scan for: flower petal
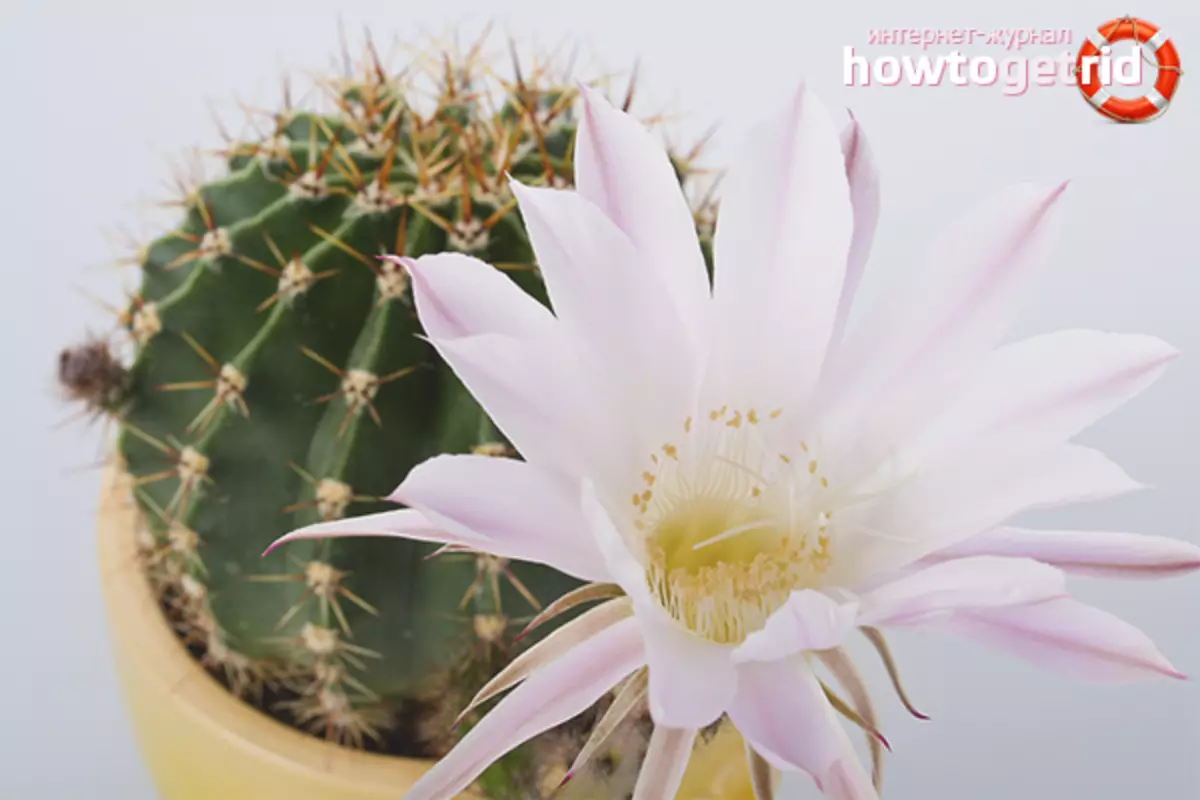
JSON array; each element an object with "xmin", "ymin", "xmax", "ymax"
[
  {"xmin": 928, "ymin": 526, "xmax": 1200, "ymax": 579},
  {"xmin": 390, "ymin": 454, "xmax": 607, "ymax": 581},
  {"xmin": 403, "ymin": 252, "xmax": 618, "ymax": 477},
  {"xmin": 822, "ymin": 740, "xmax": 879, "ymax": 800},
  {"xmin": 746, "ymin": 744, "xmax": 776, "ymax": 800},
  {"xmin": 510, "ymin": 182, "xmax": 697, "ymax": 455},
  {"xmin": 820, "ymin": 182, "xmax": 1067, "ymax": 435},
  {"xmin": 401, "ymin": 252, "xmax": 555, "ymax": 340},
  {"xmin": 640, "ymin": 606, "xmax": 738, "ymax": 728},
  {"xmin": 816, "ymin": 648, "xmax": 884, "ymax": 791},
  {"xmin": 710, "ymin": 82, "xmax": 853, "ymax": 409},
  {"xmin": 579, "ymin": 479, "xmax": 738, "ymax": 727},
  {"xmin": 580, "ymin": 478, "xmax": 651, "ymax": 601},
  {"xmin": 732, "ymin": 590, "xmax": 858, "ymax": 663},
  {"xmin": 428, "ymin": 331, "xmax": 620, "ymax": 486},
  {"xmin": 938, "ymin": 597, "xmax": 1185, "ymax": 682},
  {"xmin": 857, "ymin": 556, "xmax": 1066, "ymax": 628},
  {"xmin": 633, "ymin": 726, "xmax": 698, "ymax": 800},
  {"xmin": 858, "ymin": 627, "xmax": 929, "ymax": 720},
  {"xmin": 906, "ymin": 330, "xmax": 1178, "ymax": 464},
  {"xmin": 829, "ymin": 114, "xmax": 881, "ymax": 348},
  {"xmin": 265, "ymin": 507, "xmax": 481, "ymax": 556},
  {"xmin": 568, "ymin": 669, "xmax": 648, "ymax": 781},
  {"xmin": 833, "ymin": 444, "xmax": 1143, "ymax": 582},
  {"xmin": 727, "ymin": 658, "xmax": 846, "ymax": 780},
  {"xmin": 518, "ymin": 582, "xmax": 625, "ymax": 640},
  {"xmin": 403, "ymin": 616, "xmax": 645, "ymax": 800},
  {"xmin": 574, "ymin": 86, "xmax": 710, "ymax": 343},
  {"xmin": 459, "ymin": 598, "xmax": 633, "ymax": 721}
]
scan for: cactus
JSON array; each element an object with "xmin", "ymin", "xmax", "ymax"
[{"xmin": 69, "ymin": 31, "xmax": 717, "ymax": 796}]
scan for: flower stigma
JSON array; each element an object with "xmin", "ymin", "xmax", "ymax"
[{"xmin": 635, "ymin": 406, "xmax": 838, "ymax": 644}]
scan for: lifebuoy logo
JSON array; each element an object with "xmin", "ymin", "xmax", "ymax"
[
  {"xmin": 1076, "ymin": 17, "xmax": 1181, "ymax": 122},
  {"xmin": 844, "ymin": 17, "xmax": 1183, "ymax": 122}
]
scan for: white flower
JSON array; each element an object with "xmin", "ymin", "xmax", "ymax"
[{"xmin": 269, "ymin": 84, "xmax": 1200, "ymax": 799}]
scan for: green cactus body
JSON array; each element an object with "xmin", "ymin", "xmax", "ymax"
[{"xmin": 93, "ymin": 37, "xmax": 714, "ymax": 795}]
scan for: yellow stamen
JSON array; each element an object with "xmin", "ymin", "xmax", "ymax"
[{"xmin": 630, "ymin": 407, "xmax": 839, "ymax": 644}]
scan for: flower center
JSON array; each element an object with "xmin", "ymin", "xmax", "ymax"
[{"xmin": 634, "ymin": 406, "xmax": 836, "ymax": 644}]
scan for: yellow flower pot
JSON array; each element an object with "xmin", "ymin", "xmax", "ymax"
[{"xmin": 97, "ymin": 472, "xmax": 756, "ymax": 799}]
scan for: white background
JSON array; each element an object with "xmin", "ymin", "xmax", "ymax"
[{"xmin": 3, "ymin": 0, "xmax": 1198, "ymax": 797}]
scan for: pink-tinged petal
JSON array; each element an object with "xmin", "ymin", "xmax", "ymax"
[
  {"xmin": 428, "ymin": 331, "xmax": 621, "ymax": 487},
  {"xmin": 833, "ymin": 444, "xmax": 1143, "ymax": 582},
  {"xmin": 574, "ymin": 86, "xmax": 710, "ymax": 343},
  {"xmin": 928, "ymin": 526, "xmax": 1200, "ymax": 580},
  {"xmin": 397, "ymin": 253, "xmax": 627, "ymax": 483},
  {"xmin": 632, "ymin": 726, "xmax": 698, "ymax": 800},
  {"xmin": 746, "ymin": 745, "xmax": 775, "ymax": 799},
  {"xmin": 640, "ymin": 606, "xmax": 738, "ymax": 728},
  {"xmin": 510, "ymin": 181, "xmax": 698, "ymax": 458},
  {"xmin": 710, "ymin": 82, "xmax": 852, "ymax": 409},
  {"xmin": 816, "ymin": 648, "xmax": 885, "ymax": 791},
  {"xmin": 579, "ymin": 479, "xmax": 738, "ymax": 727},
  {"xmin": 728, "ymin": 658, "xmax": 844, "ymax": 778},
  {"xmin": 906, "ymin": 330, "xmax": 1178, "ymax": 464},
  {"xmin": 732, "ymin": 590, "xmax": 858, "ymax": 663},
  {"xmin": 821, "ymin": 739, "xmax": 879, "ymax": 800},
  {"xmin": 820, "ymin": 182, "xmax": 1067, "ymax": 434},
  {"xmin": 462, "ymin": 599, "xmax": 633, "ymax": 721},
  {"xmin": 403, "ymin": 617, "xmax": 645, "ymax": 800},
  {"xmin": 265, "ymin": 507, "xmax": 481, "ymax": 557},
  {"xmin": 400, "ymin": 252, "xmax": 554, "ymax": 340},
  {"xmin": 388, "ymin": 455, "xmax": 608, "ymax": 582},
  {"xmin": 939, "ymin": 597, "xmax": 1184, "ymax": 682},
  {"xmin": 580, "ymin": 478, "xmax": 652, "ymax": 602},
  {"xmin": 857, "ymin": 556, "xmax": 1065, "ymax": 628},
  {"xmin": 829, "ymin": 114, "xmax": 881, "ymax": 348}
]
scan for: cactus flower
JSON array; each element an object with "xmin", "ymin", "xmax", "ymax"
[{"xmin": 271, "ymin": 84, "xmax": 1200, "ymax": 798}]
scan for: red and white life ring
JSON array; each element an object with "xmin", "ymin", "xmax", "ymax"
[{"xmin": 1076, "ymin": 17, "xmax": 1182, "ymax": 123}]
